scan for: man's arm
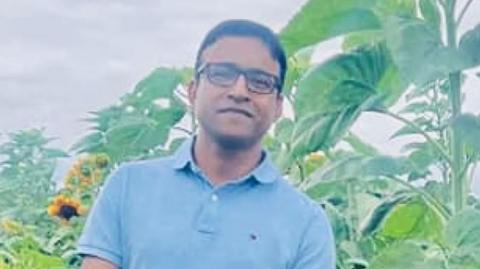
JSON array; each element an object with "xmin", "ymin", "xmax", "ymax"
[
  {"xmin": 76, "ymin": 166, "xmax": 126, "ymax": 267},
  {"xmin": 291, "ymin": 208, "xmax": 336, "ymax": 269},
  {"xmin": 81, "ymin": 256, "xmax": 119, "ymax": 269}
]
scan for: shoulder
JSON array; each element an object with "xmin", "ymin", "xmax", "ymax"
[
  {"xmin": 103, "ymin": 155, "xmax": 178, "ymax": 190},
  {"xmin": 119, "ymin": 155, "xmax": 176, "ymax": 173},
  {"xmin": 112, "ymin": 155, "xmax": 178, "ymax": 179}
]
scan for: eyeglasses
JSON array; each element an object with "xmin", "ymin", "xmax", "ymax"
[{"xmin": 196, "ymin": 62, "xmax": 281, "ymax": 94}]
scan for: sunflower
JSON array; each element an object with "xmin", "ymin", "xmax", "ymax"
[
  {"xmin": 47, "ymin": 195, "xmax": 86, "ymax": 222},
  {"xmin": 64, "ymin": 154, "xmax": 110, "ymax": 191},
  {"xmin": 94, "ymin": 153, "xmax": 110, "ymax": 168}
]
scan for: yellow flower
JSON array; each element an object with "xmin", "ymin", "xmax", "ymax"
[
  {"xmin": 306, "ymin": 152, "xmax": 326, "ymax": 162},
  {"xmin": 63, "ymin": 154, "xmax": 110, "ymax": 192},
  {"xmin": 95, "ymin": 153, "xmax": 110, "ymax": 168},
  {"xmin": 47, "ymin": 195, "xmax": 86, "ymax": 221}
]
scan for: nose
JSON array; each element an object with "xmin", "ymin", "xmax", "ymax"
[{"xmin": 228, "ymin": 75, "xmax": 250, "ymax": 102}]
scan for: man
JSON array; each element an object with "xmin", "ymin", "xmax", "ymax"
[{"xmin": 78, "ymin": 19, "xmax": 335, "ymax": 269}]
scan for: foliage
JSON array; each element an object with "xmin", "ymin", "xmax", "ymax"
[
  {"xmin": 278, "ymin": 0, "xmax": 480, "ymax": 268},
  {"xmin": 1, "ymin": 0, "xmax": 480, "ymax": 268}
]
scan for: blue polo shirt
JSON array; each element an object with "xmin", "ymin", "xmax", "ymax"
[{"xmin": 77, "ymin": 138, "xmax": 335, "ymax": 269}]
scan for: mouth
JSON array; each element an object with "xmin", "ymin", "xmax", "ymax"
[{"xmin": 218, "ymin": 108, "xmax": 253, "ymax": 118}]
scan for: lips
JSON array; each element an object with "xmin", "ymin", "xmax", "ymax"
[{"xmin": 217, "ymin": 107, "xmax": 253, "ymax": 118}]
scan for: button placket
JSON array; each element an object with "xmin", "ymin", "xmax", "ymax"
[{"xmin": 195, "ymin": 191, "xmax": 220, "ymax": 234}]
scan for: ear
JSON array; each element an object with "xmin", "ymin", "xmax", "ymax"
[
  {"xmin": 187, "ymin": 80, "xmax": 197, "ymax": 108},
  {"xmin": 274, "ymin": 93, "xmax": 284, "ymax": 120}
]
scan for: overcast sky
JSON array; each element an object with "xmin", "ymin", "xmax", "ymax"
[{"xmin": 1, "ymin": 0, "xmax": 479, "ymax": 194}]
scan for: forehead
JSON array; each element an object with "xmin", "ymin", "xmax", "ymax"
[{"xmin": 200, "ymin": 37, "xmax": 279, "ymax": 75}]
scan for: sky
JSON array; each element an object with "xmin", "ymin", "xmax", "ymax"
[{"xmin": 1, "ymin": 0, "xmax": 479, "ymax": 194}]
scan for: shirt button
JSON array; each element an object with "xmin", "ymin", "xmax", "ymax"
[{"xmin": 211, "ymin": 194, "xmax": 218, "ymax": 202}]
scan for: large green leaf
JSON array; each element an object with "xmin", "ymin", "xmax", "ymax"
[
  {"xmin": 289, "ymin": 107, "xmax": 361, "ymax": 161},
  {"xmin": 295, "ymin": 43, "xmax": 404, "ymax": 119},
  {"xmin": 72, "ymin": 67, "xmax": 188, "ymax": 162},
  {"xmin": 104, "ymin": 107, "xmax": 185, "ymax": 162},
  {"xmin": 379, "ymin": 197, "xmax": 445, "ymax": 242},
  {"xmin": 445, "ymin": 209, "xmax": 480, "ymax": 269},
  {"xmin": 384, "ymin": 16, "xmax": 469, "ymax": 86},
  {"xmin": 280, "ymin": 0, "xmax": 381, "ymax": 55},
  {"xmin": 131, "ymin": 67, "xmax": 183, "ymax": 101},
  {"xmin": 70, "ymin": 132, "xmax": 105, "ymax": 153},
  {"xmin": 308, "ymin": 155, "xmax": 409, "ymax": 185},
  {"xmin": 343, "ymin": 132, "xmax": 379, "ymax": 156},
  {"xmin": 85, "ymin": 106, "xmax": 123, "ymax": 132}
]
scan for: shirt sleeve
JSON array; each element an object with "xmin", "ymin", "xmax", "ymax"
[
  {"xmin": 291, "ymin": 207, "xmax": 336, "ymax": 269},
  {"xmin": 76, "ymin": 165, "xmax": 128, "ymax": 267}
]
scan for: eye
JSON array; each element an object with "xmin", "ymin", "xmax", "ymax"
[
  {"xmin": 248, "ymin": 73, "xmax": 275, "ymax": 90},
  {"xmin": 207, "ymin": 64, "xmax": 238, "ymax": 84}
]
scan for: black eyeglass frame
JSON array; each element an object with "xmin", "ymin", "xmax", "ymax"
[{"xmin": 196, "ymin": 62, "xmax": 282, "ymax": 94}]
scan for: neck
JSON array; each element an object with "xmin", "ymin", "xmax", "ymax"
[{"xmin": 193, "ymin": 132, "xmax": 263, "ymax": 186}]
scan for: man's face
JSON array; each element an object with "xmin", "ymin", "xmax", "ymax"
[{"xmin": 188, "ymin": 36, "xmax": 283, "ymax": 148}]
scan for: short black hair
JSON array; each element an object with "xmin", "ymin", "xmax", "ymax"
[{"xmin": 194, "ymin": 19, "xmax": 287, "ymax": 92}]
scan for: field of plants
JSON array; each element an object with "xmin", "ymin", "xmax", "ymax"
[{"xmin": 1, "ymin": 0, "xmax": 479, "ymax": 268}]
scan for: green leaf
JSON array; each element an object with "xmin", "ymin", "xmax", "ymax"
[
  {"xmin": 451, "ymin": 113, "xmax": 480, "ymax": 153},
  {"xmin": 295, "ymin": 43, "xmax": 404, "ymax": 119},
  {"xmin": 306, "ymin": 179, "xmax": 347, "ymax": 201},
  {"xmin": 362, "ymin": 194, "xmax": 410, "ymax": 236},
  {"xmin": 373, "ymin": 0, "xmax": 417, "ymax": 19},
  {"xmin": 280, "ymin": 0, "xmax": 381, "ymax": 55},
  {"xmin": 370, "ymin": 241, "xmax": 446, "ymax": 269},
  {"xmin": 459, "ymin": 23, "xmax": 480, "ymax": 69},
  {"xmin": 390, "ymin": 117, "xmax": 435, "ymax": 139},
  {"xmin": 70, "ymin": 132, "xmax": 105, "ymax": 153},
  {"xmin": 405, "ymin": 141, "xmax": 439, "ymax": 181},
  {"xmin": 384, "ymin": 16, "xmax": 470, "ymax": 86},
  {"xmin": 85, "ymin": 106, "xmax": 124, "ymax": 132},
  {"xmin": 132, "ymin": 67, "xmax": 183, "ymax": 101},
  {"xmin": 342, "ymin": 30, "xmax": 384, "ymax": 51},
  {"xmin": 274, "ymin": 118, "xmax": 294, "ymax": 143},
  {"xmin": 343, "ymin": 132, "xmax": 378, "ymax": 156},
  {"xmin": 283, "ymin": 46, "xmax": 314, "ymax": 95},
  {"xmin": 445, "ymin": 209, "xmax": 480, "ymax": 269},
  {"xmin": 104, "ymin": 107, "xmax": 185, "ymax": 162},
  {"xmin": 399, "ymin": 101, "xmax": 430, "ymax": 114},
  {"xmin": 290, "ymin": 107, "xmax": 361, "ymax": 160},
  {"xmin": 419, "ymin": 0, "xmax": 441, "ymax": 31},
  {"xmin": 309, "ymin": 155, "xmax": 408, "ymax": 186},
  {"xmin": 379, "ymin": 197, "xmax": 445, "ymax": 242}
]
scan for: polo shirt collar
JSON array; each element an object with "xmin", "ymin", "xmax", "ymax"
[{"xmin": 172, "ymin": 137, "xmax": 281, "ymax": 185}]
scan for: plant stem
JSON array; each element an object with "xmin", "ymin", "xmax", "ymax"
[
  {"xmin": 347, "ymin": 179, "xmax": 359, "ymax": 241},
  {"xmin": 445, "ymin": 1, "xmax": 466, "ymax": 213},
  {"xmin": 296, "ymin": 159, "xmax": 306, "ymax": 184},
  {"xmin": 172, "ymin": 126, "xmax": 193, "ymax": 136},
  {"xmin": 374, "ymin": 110, "xmax": 453, "ymax": 165},
  {"xmin": 468, "ymin": 161, "xmax": 478, "ymax": 189},
  {"xmin": 457, "ymin": 0, "xmax": 474, "ymax": 26}
]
